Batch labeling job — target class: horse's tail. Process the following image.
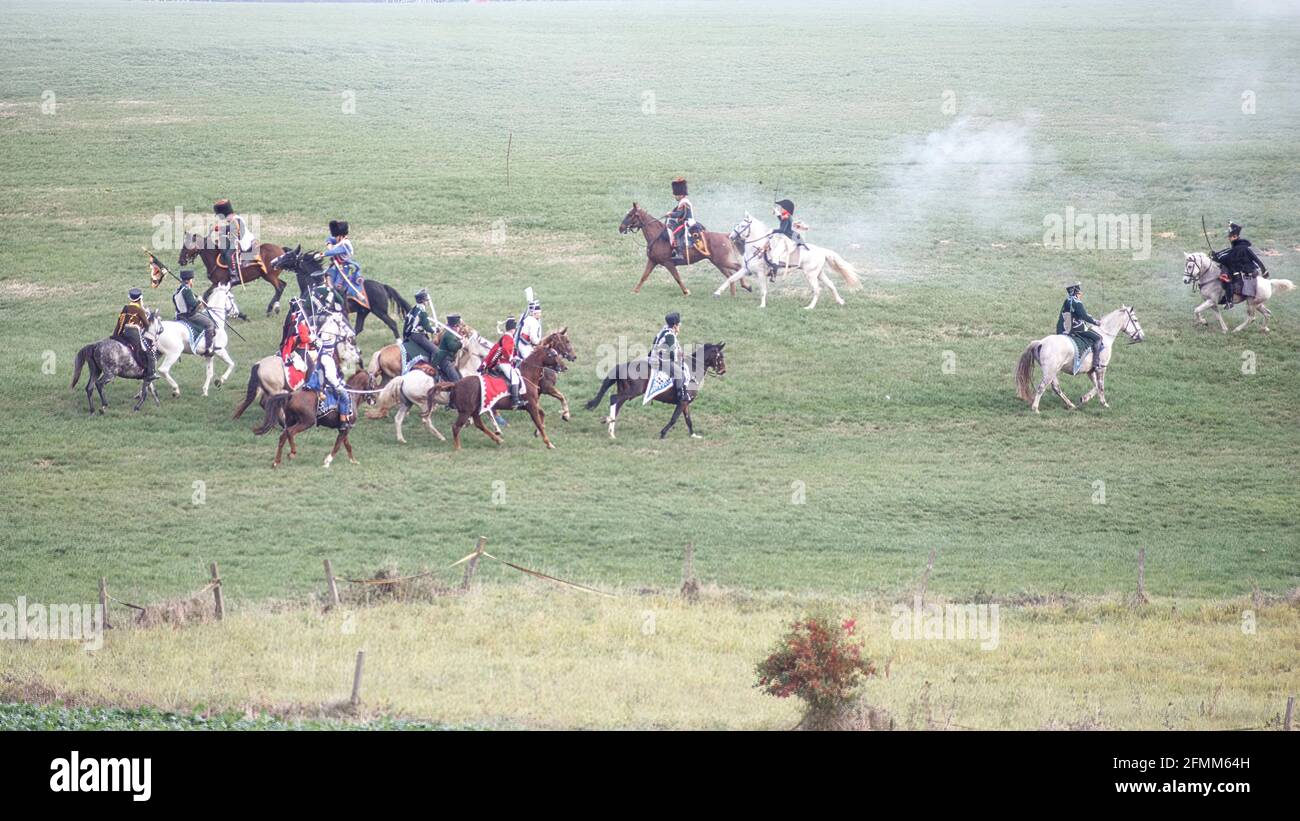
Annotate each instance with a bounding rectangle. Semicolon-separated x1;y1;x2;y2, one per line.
824;251;861;287
70;344;93;388
253;392;293;436
232;362;262;419
1015;342;1041;402
385;285;411;316
366;376;405;419
585;373;617;410
1269;278;1295;296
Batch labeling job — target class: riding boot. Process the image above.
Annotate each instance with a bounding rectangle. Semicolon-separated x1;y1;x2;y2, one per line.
1091;341;1105;369
203;327;215;354
145;349;157;381
509;381;522;408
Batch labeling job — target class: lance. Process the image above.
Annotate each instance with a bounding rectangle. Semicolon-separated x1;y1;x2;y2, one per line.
142;248;248;345
1201;216;1217;259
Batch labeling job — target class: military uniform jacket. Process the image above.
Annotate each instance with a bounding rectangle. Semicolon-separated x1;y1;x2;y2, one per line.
1215;239;1268;277
666;198;693;225
431;328;463;366
404;304;435;340
1056;296;1098;335
173;284;200;317
114;304;148;338
651;326;682;368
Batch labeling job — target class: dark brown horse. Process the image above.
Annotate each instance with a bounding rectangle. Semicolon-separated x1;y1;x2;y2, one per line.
585;342;726;439
438;329;576;450
252;366;370;468
619;203;748;296
178;232;290;318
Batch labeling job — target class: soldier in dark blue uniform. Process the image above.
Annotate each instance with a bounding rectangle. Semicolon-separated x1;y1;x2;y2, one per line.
1056;282;1103;365
1212;222;1269;309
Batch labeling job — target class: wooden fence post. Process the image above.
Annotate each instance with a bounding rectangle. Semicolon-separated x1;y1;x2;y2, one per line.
918;548;937;602
1133;548;1149;605
1285;696;1295;732
461;536;487;591
680;542;699;602
323;559;340;609
209;562;224;620
350;650;366;708
98;577;112;630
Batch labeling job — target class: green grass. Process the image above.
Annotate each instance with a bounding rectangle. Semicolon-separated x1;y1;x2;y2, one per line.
1;0;1298;618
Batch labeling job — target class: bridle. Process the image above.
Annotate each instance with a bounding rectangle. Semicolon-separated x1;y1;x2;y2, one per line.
1119;306;1145;345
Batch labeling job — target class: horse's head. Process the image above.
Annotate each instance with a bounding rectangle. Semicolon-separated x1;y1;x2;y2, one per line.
543;346;568;373
541;327;576;362
730;214;754;243
178;232;204;266
1119;306;1145;344
619;203;643;235
1182;252;1212;285
270;244;301;272
703;341;726;375
144;308;163;340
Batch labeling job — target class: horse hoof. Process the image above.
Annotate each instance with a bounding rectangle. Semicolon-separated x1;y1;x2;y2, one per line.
171;389;181;398
350;458;359;465
691;433;702;439
214;378;224;387
98;407;106;415
562;412;571;421
546;442;556;450
682;289;691;296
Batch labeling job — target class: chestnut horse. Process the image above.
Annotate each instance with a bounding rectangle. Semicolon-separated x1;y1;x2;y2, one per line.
252;365;370;468
179;232;291;318
438;329;576;450
619;204;747;296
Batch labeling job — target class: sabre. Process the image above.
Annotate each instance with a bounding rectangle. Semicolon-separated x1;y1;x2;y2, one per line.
1201;216;1217;259
142;248;248;345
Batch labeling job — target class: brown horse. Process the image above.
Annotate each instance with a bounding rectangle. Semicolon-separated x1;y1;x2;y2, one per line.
619;203;747;296
252;366;370;468
438;329;576;450
585;342;726;439
179;232;291;318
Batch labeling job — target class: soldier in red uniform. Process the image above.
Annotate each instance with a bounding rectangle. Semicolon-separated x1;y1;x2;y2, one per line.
279;298;316;389
481;317;521;406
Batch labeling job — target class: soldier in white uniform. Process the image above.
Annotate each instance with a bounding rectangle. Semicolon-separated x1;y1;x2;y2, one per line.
515;298;543;362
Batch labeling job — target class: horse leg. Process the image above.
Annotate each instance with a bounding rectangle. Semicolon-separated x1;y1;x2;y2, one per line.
273;431;288;468
529;405;553;449
1081;370;1100;404
420;393;446;441
820;269;845;306
659;402;683;439
343;431;358;464
1030;367;1051;413
1050;377;1076;410
664;263;690;296
394;396;411;443
1095;370;1110;409
94;372;111;415
215;349;235;387
378;310;400;343
267;278;286;316
324;429;345;468
1233;303;1254;333
159;350;181;397
713;267;747;298
550;387;571;421
804;269;822;310
202;356;214;397
683;403;699;438
452;411;471;450
354;308;367;336
633;259;656;294
471;411;502;444
605;395;624;439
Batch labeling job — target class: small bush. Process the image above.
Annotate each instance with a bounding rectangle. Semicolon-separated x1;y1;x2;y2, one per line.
755;613;876;725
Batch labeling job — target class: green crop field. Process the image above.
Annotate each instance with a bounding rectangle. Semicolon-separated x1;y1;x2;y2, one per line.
1;0;1297;729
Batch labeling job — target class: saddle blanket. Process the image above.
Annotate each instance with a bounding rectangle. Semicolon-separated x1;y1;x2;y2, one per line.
643;369;673;404
283;354;308;390
303;371;350;418
329;268;369;310
400;341;427;374
479;373;511;412
1064;334;1093;375
175;319;204;350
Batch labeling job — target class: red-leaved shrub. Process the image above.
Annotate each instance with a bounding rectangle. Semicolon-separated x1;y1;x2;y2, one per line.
755;614;876;718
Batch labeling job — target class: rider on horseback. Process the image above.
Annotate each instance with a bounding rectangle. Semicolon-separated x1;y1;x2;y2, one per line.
280;298;316;388
483;318;522;407
653;312;687;403
323;220;361;305
315;322;354;424
311;274;344;317
212;199;252;283
173;270;216;354
664;177;698;263
1056;282;1103;369
113;287;156;381
516;298;543;361
1212;222;1269;309
431;314;464;384
404;288;438;365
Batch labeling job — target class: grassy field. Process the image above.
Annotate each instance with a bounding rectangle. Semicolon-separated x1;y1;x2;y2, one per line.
0;0;1297;727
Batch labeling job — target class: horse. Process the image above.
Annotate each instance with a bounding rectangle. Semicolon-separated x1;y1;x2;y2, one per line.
368;346;571;444
438;329;576;450
154;282;241;397
618;203;747;296
70;310;164;414
716;214;861;309
1182;252;1294;334
178;232;291;318
364;325;488;386
1015;307;1145;413
231;312;362;419
252;357;371;469
271;246;410;342
585;342;726;439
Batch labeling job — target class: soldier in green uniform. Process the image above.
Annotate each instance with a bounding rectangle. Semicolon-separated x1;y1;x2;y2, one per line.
651;311;687;403
1056;282;1103;366
172;270;215;353
430;314;465;383
403;288;438;364
311;274;344;318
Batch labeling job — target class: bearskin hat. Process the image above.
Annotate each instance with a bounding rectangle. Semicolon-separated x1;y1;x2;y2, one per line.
180;270;195;281
213;199;233;216
329;220;349;237
504;317;518;332
671;177;688;196
1228;222;1242;237
665;311;681;326
1065;282;1082;295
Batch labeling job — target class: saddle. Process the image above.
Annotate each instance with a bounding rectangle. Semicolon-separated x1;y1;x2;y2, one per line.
1064;334;1094;375
399;340;427;373
215;254;266;277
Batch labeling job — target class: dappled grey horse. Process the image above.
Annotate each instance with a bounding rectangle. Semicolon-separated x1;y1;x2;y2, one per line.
70;309;164;413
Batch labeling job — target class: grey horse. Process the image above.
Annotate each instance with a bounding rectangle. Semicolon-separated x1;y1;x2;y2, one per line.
70;310;163;413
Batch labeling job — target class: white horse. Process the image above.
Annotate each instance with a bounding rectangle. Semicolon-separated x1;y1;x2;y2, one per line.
364;332;491;443
155;282;240;397
1015;306;1145;413
1182;252;1294;334
715;214;861;309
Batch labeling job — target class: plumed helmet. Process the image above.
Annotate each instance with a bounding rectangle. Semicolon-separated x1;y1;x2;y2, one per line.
180;269;195;281
329;220;349;237
528;299;541;312
775;199;795;215
415;288;429;303
213;199;233;216
504;317;518;331
1227;222;1242;237
445;314;461;327
1065;282;1082;295
128;287;143;301
665;311;681;326
671;177;688;196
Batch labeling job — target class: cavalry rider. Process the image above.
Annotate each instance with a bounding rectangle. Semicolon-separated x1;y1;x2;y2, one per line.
651;312;688;404
403;288;438;365
482;317;522;407
112;287;156;381
1212;221;1269;309
1056;282;1104;368
322;220;361;304
279;298;316;387
212;199;252;282
311;273;344;318
173;270;216;354
663;177;698;263
315;316;354;423
430;313;465;384
772;198;809;268
515;297;543;362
